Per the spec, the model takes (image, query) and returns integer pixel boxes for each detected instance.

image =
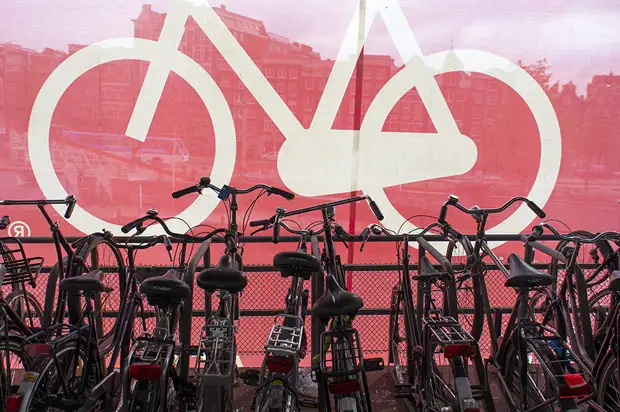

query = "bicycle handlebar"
[529,223,620,244]
[438,195,546,224]
[171,177,212,199]
[172,176,295,201]
[0,216,10,230]
[258,195,383,221]
[120,211,227,242]
[0,195,78,219]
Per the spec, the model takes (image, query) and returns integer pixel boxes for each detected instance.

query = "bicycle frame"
[524,239,597,367]
[0,199,80,330]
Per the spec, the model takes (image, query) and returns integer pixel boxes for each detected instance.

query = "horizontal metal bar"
[2,233,563,244]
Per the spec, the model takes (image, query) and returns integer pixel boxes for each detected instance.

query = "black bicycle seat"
[60,270,106,295]
[609,270,620,290]
[197,255,247,294]
[273,250,321,280]
[505,254,553,288]
[140,269,190,307]
[312,274,363,322]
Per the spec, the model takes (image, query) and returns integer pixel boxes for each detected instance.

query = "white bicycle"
[28,0,561,244]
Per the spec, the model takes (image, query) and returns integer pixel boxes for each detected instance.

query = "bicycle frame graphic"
[27,0,561,246]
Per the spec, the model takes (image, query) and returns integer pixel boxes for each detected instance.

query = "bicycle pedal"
[240,368,260,387]
[363,357,385,372]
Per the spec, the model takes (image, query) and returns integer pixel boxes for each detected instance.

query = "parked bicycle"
[523,224,620,410]
[437,195,597,411]
[359,222,482,412]
[170,177,295,412]
[243,220,322,411]
[249,195,385,412]
[0,215,45,330]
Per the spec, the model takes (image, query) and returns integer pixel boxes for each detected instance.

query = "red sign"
[1,0,619,264]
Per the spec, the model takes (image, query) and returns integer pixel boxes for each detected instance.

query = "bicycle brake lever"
[250,224,270,236]
[360,227,371,252]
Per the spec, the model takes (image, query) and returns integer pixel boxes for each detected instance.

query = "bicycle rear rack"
[265,314,303,356]
[318,327,367,396]
[522,323,594,402]
[424,316,476,358]
[195,317,235,384]
[0,238,43,287]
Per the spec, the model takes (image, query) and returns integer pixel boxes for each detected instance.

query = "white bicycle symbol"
[28,0,561,246]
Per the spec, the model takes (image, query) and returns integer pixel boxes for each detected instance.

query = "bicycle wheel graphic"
[361,50,561,251]
[28,38,236,235]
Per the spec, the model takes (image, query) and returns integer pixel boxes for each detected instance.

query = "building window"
[305,96,313,111]
[237,80,245,89]
[475,79,485,90]
[377,69,386,80]
[470,123,481,137]
[486,92,499,105]
[289,68,298,79]
[277,68,286,79]
[265,67,274,78]
[456,91,467,102]
[446,90,454,102]
[473,106,483,119]
[263,119,274,132]
[277,83,285,94]
[289,83,297,97]
[305,79,314,90]
[319,79,326,90]
[234,93,243,104]
[473,91,484,104]
[289,100,297,110]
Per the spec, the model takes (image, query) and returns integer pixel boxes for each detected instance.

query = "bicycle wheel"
[446,238,483,340]
[4,289,44,329]
[596,354,620,410]
[28,37,235,237]
[68,235,126,345]
[588,288,617,345]
[388,284,411,386]
[21,338,103,411]
[551,231,615,329]
[501,339,554,412]
[0,335,26,409]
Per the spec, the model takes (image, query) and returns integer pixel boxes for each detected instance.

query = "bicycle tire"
[501,338,554,412]
[68,235,126,344]
[588,288,617,344]
[3,290,44,330]
[0,334,26,409]
[596,353,620,410]
[21,337,104,411]
[388,284,413,387]
[446,237,484,341]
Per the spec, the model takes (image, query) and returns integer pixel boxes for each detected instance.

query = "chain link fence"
[1,237,610,366]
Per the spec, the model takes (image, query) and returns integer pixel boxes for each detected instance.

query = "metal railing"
[2,234,579,367]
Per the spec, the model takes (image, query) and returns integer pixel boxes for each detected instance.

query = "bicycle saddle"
[505,254,553,288]
[609,270,620,290]
[60,270,106,296]
[273,250,321,280]
[312,274,363,322]
[140,269,190,308]
[197,255,247,294]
